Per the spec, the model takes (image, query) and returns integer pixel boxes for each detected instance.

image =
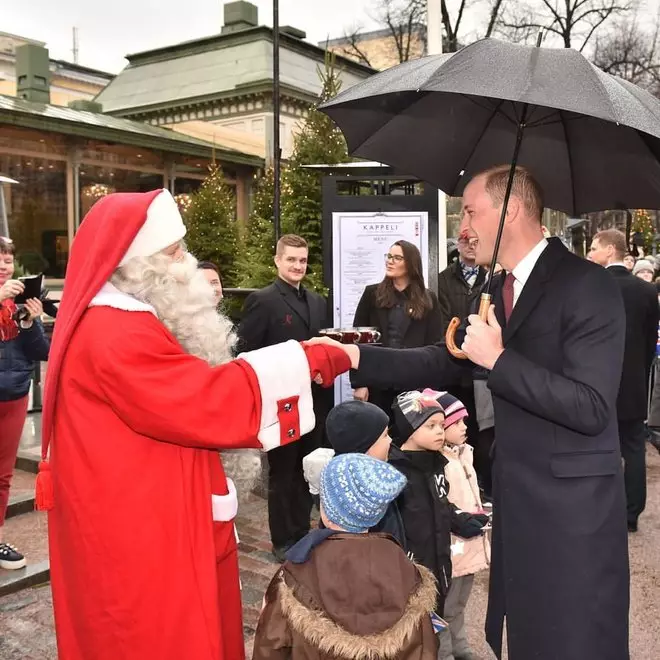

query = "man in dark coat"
[238,234,330,562]
[348,165,629,660]
[588,228,659,532]
[437,234,489,491]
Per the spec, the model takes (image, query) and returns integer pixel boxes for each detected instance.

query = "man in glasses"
[436,230,488,492]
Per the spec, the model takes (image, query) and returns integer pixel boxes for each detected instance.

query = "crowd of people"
[0,163,656,659]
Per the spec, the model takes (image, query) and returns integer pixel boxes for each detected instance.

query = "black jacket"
[351,239,629,660]
[607,265,659,421]
[238,278,328,350]
[352,283,443,348]
[388,446,453,614]
[436,261,487,334]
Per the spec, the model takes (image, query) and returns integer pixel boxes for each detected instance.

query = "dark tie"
[502,272,515,322]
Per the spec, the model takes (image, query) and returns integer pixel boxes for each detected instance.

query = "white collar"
[512,238,548,287]
[606,262,626,269]
[88,282,157,316]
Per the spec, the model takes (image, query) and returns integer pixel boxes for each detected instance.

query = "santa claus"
[37,189,356,660]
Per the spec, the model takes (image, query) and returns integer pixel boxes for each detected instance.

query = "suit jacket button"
[284,403,292,412]
[287,429,295,438]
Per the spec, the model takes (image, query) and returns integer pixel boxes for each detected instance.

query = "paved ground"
[1,447,659,659]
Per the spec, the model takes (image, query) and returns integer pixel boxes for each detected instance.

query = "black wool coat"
[607,265,659,421]
[350,239,630,660]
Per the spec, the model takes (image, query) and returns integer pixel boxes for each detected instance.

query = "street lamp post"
[427,0,447,273]
[273,0,281,242]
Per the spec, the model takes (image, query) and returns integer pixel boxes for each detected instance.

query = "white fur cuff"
[211,479,238,522]
[238,340,315,451]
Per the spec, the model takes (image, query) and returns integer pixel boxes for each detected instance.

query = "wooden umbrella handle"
[445,294,492,359]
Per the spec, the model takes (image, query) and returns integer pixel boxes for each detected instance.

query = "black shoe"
[627,521,638,533]
[0,543,26,570]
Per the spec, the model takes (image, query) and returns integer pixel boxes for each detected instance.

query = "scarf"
[460,261,480,286]
[0,299,19,342]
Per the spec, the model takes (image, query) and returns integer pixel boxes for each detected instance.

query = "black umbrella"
[320,35,660,357]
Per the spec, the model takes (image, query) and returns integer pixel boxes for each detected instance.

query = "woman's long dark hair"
[375,240,432,320]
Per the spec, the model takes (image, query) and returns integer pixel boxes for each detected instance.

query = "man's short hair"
[594,229,627,260]
[276,234,307,256]
[481,165,544,222]
[197,260,220,276]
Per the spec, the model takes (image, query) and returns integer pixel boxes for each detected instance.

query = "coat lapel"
[275,279,310,328]
[503,239,567,343]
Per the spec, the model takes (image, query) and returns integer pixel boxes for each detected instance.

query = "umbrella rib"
[558,110,577,216]
[450,99,507,192]
[463,95,519,127]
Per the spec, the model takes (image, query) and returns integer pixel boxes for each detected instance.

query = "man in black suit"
[238,234,329,562]
[588,228,659,532]
[347,165,629,660]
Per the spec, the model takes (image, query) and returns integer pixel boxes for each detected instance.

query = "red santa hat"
[37,189,186,510]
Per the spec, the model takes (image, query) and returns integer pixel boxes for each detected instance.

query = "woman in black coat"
[352,240,443,426]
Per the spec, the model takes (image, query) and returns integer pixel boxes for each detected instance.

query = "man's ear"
[501,197,520,225]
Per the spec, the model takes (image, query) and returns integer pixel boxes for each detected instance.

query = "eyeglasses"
[385,253,405,263]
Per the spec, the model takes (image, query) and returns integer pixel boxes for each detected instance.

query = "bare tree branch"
[593,14,660,95]
[494,0,634,51]
[337,27,374,67]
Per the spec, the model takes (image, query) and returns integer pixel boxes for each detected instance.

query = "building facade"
[0,32,113,107]
[94,1,374,160]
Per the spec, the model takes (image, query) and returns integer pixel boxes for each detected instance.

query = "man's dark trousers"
[267,426,321,550]
[618,419,647,526]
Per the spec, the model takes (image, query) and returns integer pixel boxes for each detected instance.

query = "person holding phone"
[0,236,50,569]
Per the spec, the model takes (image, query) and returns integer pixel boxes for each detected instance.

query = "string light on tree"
[631,209,655,254]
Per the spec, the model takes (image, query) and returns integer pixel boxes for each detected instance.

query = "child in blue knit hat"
[253,454,439,659]
[302,400,407,548]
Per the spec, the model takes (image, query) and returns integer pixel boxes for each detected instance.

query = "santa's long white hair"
[111,248,262,500]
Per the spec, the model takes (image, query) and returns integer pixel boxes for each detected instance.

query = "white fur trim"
[88,282,157,315]
[119,190,187,266]
[211,479,238,522]
[238,340,315,451]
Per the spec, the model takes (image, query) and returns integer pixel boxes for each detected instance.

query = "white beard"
[111,251,262,501]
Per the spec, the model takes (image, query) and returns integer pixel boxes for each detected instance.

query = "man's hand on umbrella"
[462,305,504,370]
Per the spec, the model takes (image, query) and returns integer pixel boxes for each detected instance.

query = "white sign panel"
[331,211,429,404]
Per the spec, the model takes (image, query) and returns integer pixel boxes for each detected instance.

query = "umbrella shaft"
[486,104,529,294]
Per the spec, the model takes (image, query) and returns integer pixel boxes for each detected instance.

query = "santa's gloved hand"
[453,512,487,539]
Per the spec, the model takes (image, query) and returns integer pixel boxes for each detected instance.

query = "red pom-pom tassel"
[35,460,54,511]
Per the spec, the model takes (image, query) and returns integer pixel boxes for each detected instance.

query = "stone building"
[94,1,375,161]
[0,31,113,106]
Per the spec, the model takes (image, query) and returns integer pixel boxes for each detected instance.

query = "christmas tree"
[280,50,350,292]
[184,165,240,286]
[631,209,655,255]
[235,168,277,288]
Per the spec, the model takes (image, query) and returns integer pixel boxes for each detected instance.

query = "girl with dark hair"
[0,237,50,569]
[352,240,443,425]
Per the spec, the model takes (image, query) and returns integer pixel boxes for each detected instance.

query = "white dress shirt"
[510,238,549,306]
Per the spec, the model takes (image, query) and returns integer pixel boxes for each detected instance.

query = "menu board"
[331,212,429,403]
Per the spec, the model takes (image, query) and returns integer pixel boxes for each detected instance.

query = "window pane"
[1,154,68,277]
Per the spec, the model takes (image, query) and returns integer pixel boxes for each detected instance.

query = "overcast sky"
[4,0,384,73]
[4,0,660,74]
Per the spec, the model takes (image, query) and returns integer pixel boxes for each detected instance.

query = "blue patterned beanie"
[319,453,407,533]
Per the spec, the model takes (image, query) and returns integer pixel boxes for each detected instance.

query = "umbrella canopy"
[320,38,660,215]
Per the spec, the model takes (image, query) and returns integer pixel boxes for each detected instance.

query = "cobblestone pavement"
[1,448,659,659]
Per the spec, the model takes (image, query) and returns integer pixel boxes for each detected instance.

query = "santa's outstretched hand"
[305,336,360,385]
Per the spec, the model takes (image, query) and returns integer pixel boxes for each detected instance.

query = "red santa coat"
[48,302,349,660]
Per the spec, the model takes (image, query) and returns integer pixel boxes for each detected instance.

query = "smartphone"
[14,274,43,304]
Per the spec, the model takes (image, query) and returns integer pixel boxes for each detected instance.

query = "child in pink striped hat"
[437,391,491,660]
